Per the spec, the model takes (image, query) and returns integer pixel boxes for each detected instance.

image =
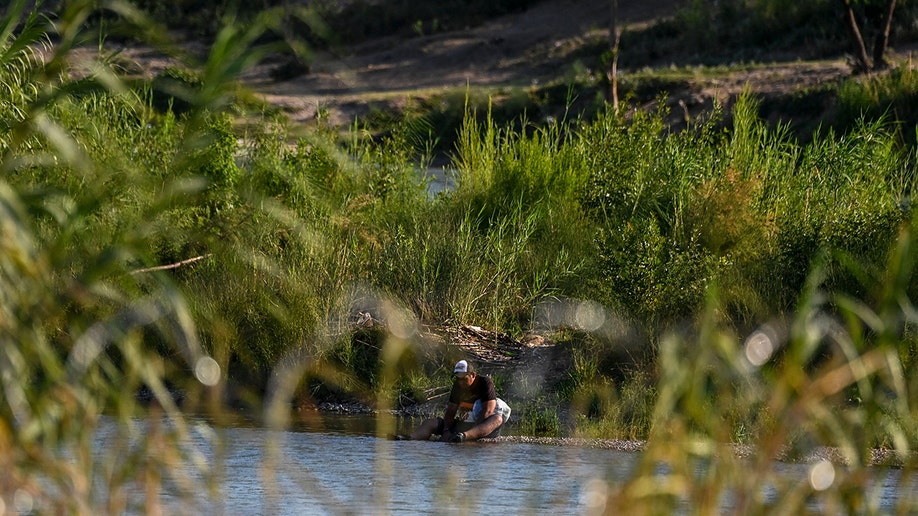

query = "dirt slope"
[92,0,859,129]
[242,0,851,127]
[244,0,689,125]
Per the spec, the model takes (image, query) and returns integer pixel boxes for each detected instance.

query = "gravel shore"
[480,436,907,467]
[314,402,907,467]
[482,436,646,453]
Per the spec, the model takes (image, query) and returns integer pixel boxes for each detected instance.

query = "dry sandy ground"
[248,0,696,125]
[80,0,863,129]
[232,0,850,127]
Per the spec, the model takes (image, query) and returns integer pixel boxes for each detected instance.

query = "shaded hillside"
[233,0,916,142]
[87,0,918,145]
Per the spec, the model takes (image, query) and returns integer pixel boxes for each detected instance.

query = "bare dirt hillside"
[96,0,866,129]
[240,0,850,127]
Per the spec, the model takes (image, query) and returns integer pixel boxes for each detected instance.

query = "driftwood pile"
[444,325,552,370]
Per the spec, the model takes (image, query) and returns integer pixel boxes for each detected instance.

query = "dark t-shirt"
[449,375,497,412]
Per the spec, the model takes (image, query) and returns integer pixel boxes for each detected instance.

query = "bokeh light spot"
[383,301,418,339]
[744,328,776,367]
[575,301,606,332]
[580,477,608,512]
[13,489,33,514]
[195,356,221,386]
[809,460,835,491]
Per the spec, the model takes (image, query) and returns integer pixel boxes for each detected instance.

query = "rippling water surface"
[95,414,636,515]
[93,414,917,515]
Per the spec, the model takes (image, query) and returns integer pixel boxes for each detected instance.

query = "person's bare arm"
[438,403,460,442]
[443,402,458,430]
[478,399,497,423]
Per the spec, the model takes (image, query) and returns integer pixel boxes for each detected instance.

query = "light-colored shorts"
[468,398,511,424]
[442,399,513,438]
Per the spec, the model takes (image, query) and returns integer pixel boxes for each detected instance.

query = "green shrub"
[518,401,562,437]
[835,66,918,145]
[150,66,204,115]
[633,0,914,66]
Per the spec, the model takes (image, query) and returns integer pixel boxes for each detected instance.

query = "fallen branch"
[130,254,211,275]
[425,391,449,403]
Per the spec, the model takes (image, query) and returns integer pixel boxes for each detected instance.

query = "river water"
[90,414,918,515]
[110,415,634,515]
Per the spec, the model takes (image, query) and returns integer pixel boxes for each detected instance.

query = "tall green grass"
[601,222,918,514]
[0,3,221,512]
[4,1,918,513]
[834,66,918,146]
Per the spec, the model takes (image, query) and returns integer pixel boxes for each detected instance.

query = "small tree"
[839,0,899,73]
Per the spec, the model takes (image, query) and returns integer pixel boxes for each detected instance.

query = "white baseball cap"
[454,360,470,374]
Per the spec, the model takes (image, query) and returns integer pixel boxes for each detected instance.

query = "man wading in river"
[394,360,511,442]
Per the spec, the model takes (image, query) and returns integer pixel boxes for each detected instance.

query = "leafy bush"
[835,66,918,145]
[626,0,918,67]
[518,401,563,437]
